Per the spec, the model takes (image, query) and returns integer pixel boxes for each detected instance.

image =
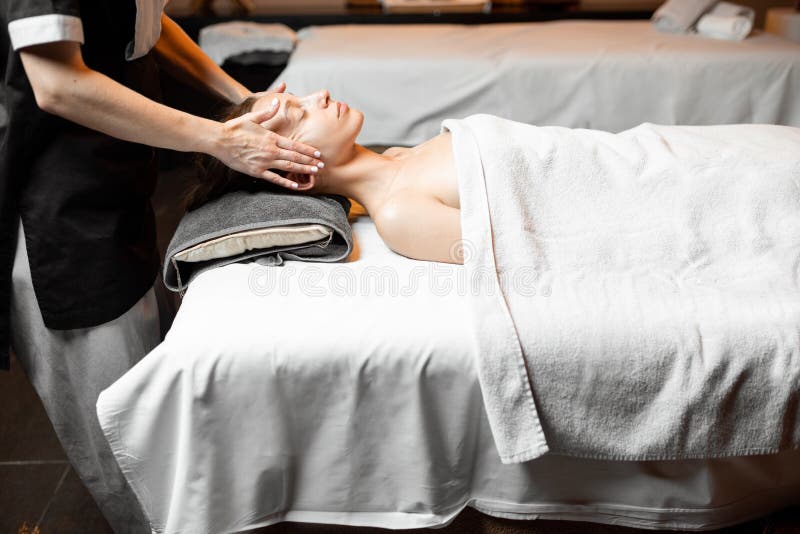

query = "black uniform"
[0,0,163,370]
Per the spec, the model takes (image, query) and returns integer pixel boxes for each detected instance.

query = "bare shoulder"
[373,189,436,225]
[372,190,462,264]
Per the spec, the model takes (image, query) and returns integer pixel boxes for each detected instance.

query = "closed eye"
[280,101,304,124]
[284,100,304,121]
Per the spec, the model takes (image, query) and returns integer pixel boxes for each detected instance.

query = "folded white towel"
[652,0,717,34]
[695,1,755,41]
[199,22,297,66]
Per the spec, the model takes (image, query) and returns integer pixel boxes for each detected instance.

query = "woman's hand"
[249,80,286,102]
[214,90,323,190]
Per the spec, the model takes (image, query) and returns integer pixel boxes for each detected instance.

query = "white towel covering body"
[443,115,800,464]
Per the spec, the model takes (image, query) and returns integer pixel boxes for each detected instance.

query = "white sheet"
[98,217,800,534]
[274,21,800,146]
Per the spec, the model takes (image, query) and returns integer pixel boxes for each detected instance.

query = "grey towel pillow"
[163,188,353,293]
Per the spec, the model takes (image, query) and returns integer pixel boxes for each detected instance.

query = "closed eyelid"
[280,100,292,121]
[275,101,304,136]
[287,101,305,121]
[283,99,304,117]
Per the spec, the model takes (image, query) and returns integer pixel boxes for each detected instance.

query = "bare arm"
[19,41,322,189]
[153,14,249,103]
[373,192,463,264]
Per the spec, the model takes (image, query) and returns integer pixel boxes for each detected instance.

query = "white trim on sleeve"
[8,14,84,51]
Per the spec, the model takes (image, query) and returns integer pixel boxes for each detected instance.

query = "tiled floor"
[0,351,114,534]
[2,160,799,533]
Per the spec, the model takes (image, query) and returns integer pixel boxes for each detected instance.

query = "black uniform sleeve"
[3,0,83,50]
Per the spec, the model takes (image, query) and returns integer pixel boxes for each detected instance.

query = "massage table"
[272,20,800,146]
[97,213,800,534]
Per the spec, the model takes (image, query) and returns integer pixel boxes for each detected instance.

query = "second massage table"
[273,20,800,145]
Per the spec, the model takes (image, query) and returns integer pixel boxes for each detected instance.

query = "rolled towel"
[198,22,297,66]
[695,2,755,41]
[652,0,717,34]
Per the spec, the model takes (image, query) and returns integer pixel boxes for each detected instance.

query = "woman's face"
[252,90,364,167]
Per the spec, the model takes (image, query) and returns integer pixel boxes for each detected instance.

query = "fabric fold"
[442,118,550,465]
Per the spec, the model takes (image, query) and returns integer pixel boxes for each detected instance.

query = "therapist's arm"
[19,41,322,189]
[153,14,250,103]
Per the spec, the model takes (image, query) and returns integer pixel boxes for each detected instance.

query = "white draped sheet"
[98,218,800,534]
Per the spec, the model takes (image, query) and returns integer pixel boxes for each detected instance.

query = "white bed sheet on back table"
[97,217,800,534]
[274,21,800,146]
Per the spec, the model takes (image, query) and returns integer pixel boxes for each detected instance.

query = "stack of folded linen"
[652,0,754,41]
[198,21,297,66]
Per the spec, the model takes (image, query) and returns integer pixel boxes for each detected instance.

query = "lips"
[337,101,348,117]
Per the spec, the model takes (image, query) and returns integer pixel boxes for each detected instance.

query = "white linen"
[695,2,754,41]
[97,217,800,534]
[445,115,800,465]
[274,21,800,146]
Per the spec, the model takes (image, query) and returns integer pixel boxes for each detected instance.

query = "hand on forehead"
[253,88,334,144]
[253,93,297,132]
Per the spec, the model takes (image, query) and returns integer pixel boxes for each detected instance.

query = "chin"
[349,109,365,141]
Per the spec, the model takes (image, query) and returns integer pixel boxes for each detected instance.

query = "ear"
[286,172,315,191]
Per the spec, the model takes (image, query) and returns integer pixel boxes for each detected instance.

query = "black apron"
[1,0,162,369]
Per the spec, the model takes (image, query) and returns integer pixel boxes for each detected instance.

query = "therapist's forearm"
[23,47,222,156]
[154,14,251,103]
[21,40,326,190]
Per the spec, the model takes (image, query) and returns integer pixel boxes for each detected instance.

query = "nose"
[301,90,330,109]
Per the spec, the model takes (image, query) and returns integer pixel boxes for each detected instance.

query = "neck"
[314,145,403,215]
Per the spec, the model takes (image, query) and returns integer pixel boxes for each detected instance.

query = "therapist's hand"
[250,81,286,101]
[214,90,323,190]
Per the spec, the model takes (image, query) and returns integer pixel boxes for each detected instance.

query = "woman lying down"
[179,90,800,466]
[186,90,800,269]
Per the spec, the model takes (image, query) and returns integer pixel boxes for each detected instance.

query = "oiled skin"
[373,132,463,264]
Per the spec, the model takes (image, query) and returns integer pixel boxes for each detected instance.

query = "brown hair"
[183,96,288,212]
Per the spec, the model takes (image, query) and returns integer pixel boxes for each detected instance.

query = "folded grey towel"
[199,22,297,66]
[652,0,717,34]
[163,189,352,293]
